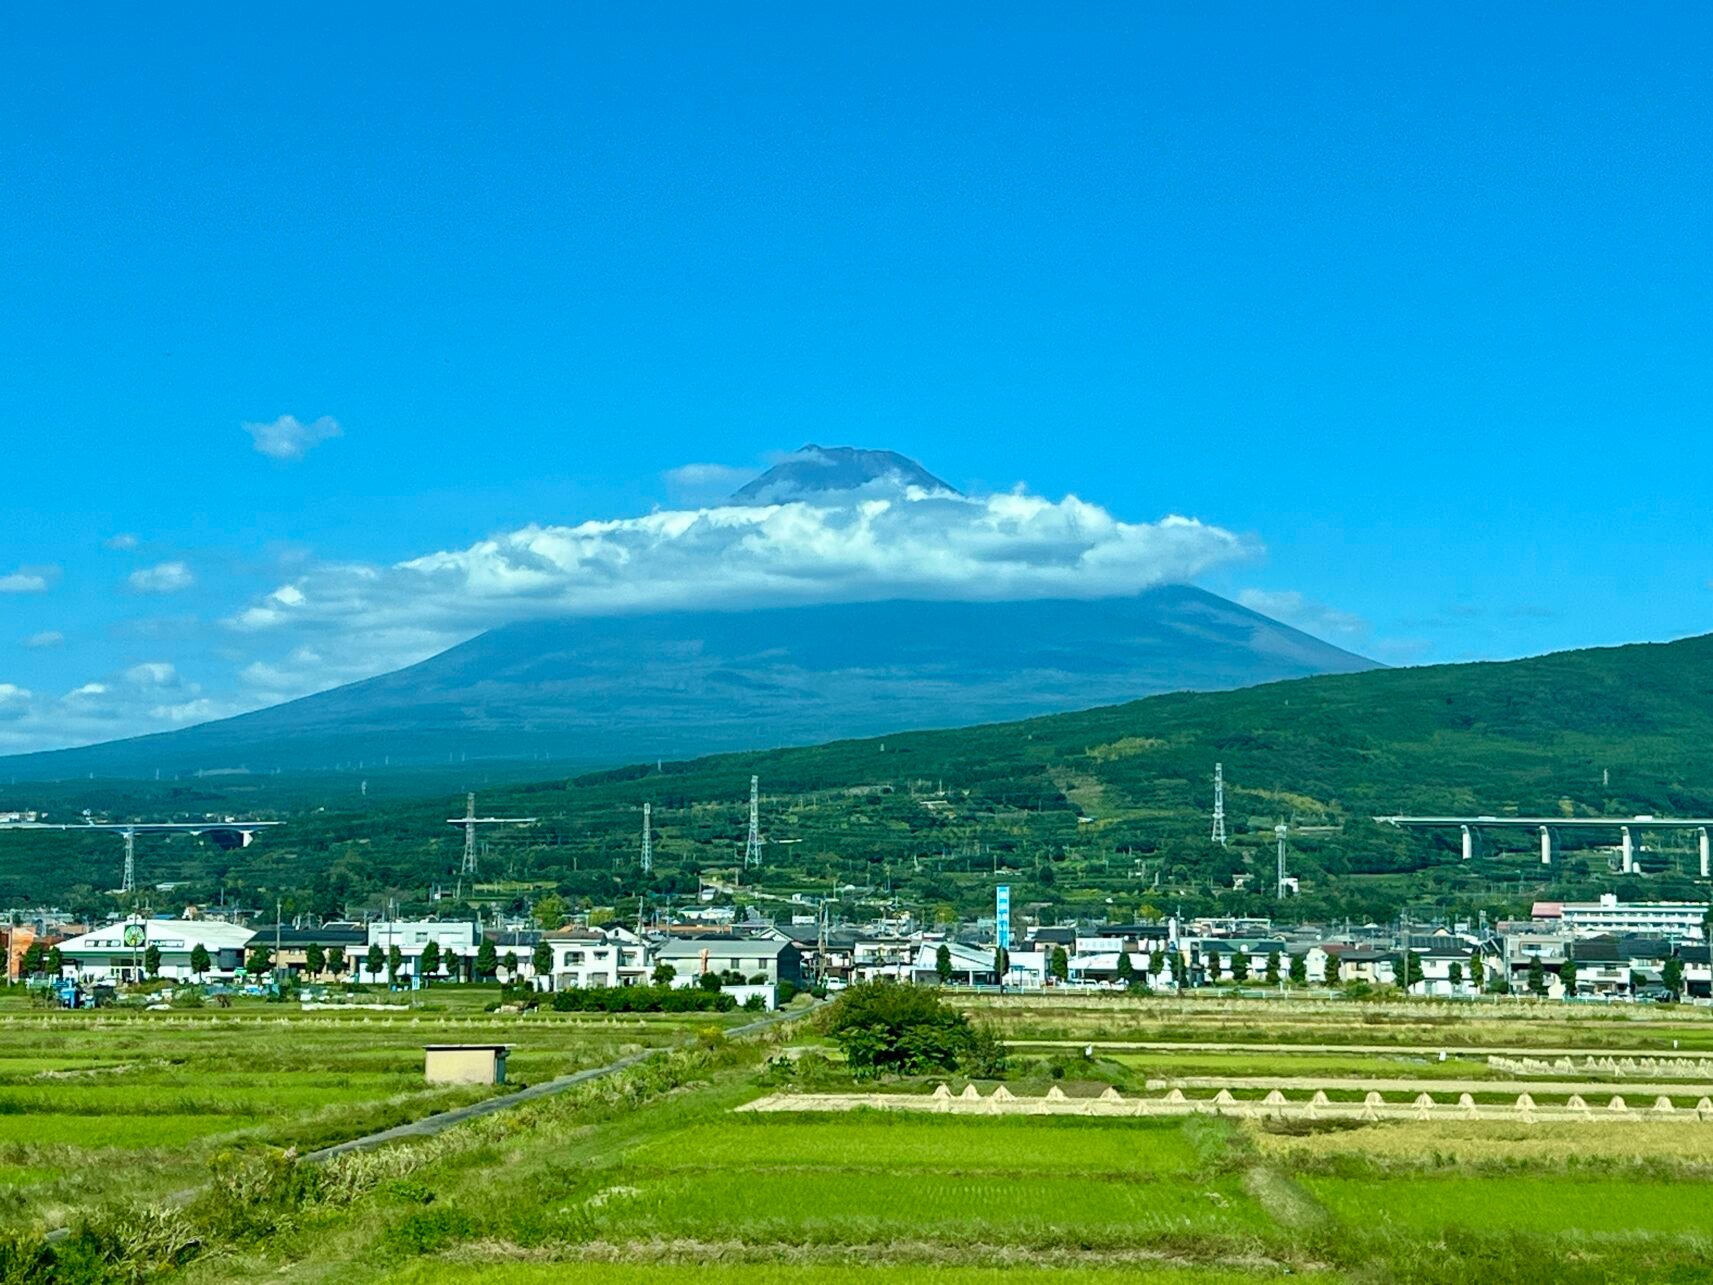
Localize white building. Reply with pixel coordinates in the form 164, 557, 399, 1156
364, 921, 479, 981
541, 925, 652, 990
57, 918, 254, 983
1549, 895, 1709, 943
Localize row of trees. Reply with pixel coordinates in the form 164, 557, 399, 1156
237, 938, 560, 985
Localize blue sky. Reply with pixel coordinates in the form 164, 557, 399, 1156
2, 3, 1711, 751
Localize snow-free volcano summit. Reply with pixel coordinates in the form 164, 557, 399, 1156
0, 448, 1376, 779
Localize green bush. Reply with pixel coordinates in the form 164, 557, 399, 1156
820, 982, 1007, 1079
548, 985, 735, 1014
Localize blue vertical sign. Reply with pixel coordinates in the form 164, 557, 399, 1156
995, 884, 1011, 951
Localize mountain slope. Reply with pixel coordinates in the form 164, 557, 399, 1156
7, 631, 1707, 922
0, 585, 1376, 780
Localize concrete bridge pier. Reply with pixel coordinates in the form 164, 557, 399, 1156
1700, 827, 1709, 880
1539, 825, 1552, 866
1461, 824, 1473, 861
1621, 826, 1636, 874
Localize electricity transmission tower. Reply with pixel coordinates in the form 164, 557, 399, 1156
742, 775, 763, 868
1275, 823, 1290, 899
0, 813, 279, 900
640, 802, 653, 874
1211, 763, 1228, 846
448, 793, 537, 882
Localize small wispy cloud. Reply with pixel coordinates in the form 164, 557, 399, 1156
104, 533, 139, 551
0, 566, 56, 594
244, 414, 342, 462
128, 561, 195, 594
124, 662, 180, 687
663, 462, 754, 504
23, 631, 64, 649
1238, 588, 1367, 640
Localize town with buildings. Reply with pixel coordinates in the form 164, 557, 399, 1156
7, 890, 1707, 1007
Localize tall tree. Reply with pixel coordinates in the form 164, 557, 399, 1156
1558, 954, 1577, 998
386, 944, 403, 984
1049, 945, 1069, 983
1663, 956, 1685, 1000
476, 940, 499, 980
1469, 950, 1485, 990
1148, 950, 1165, 979
1527, 954, 1546, 997
1324, 952, 1340, 985
189, 943, 211, 980
327, 947, 346, 978
45, 946, 62, 977
1205, 951, 1222, 981
531, 940, 553, 984
247, 943, 273, 975
304, 943, 326, 977
419, 939, 441, 984
1288, 953, 1307, 985
365, 944, 385, 981
1116, 951, 1136, 987
1265, 951, 1281, 986
143, 943, 162, 977
1231, 952, 1250, 983
934, 944, 953, 985
20, 942, 45, 976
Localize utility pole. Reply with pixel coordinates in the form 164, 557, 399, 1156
1275, 823, 1289, 899
1211, 763, 1228, 846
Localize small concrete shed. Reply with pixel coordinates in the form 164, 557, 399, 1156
424, 1044, 510, 1085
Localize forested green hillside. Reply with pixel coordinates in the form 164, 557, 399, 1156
6, 634, 1713, 926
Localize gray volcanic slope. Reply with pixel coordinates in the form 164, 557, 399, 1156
0, 586, 1377, 780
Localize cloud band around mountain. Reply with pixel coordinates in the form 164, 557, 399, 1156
233, 491, 1255, 642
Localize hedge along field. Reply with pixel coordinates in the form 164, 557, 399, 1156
0, 1002, 721, 1231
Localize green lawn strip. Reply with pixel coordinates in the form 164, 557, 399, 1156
623, 1113, 1205, 1174
0, 1114, 258, 1149
1304, 1173, 1713, 1237
384, 1264, 1333, 1285
580, 1168, 1270, 1246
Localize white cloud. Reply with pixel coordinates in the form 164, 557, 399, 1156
244, 414, 342, 461
128, 561, 195, 593
124, 662, 179, 687
0, 566, 54, 594
23, 631, 64, 649
0, 663, 245, 753
150, 698, 215, 724
662, 462, 754, 503
104, 533, 139, 551
1238, 588, 1367, 640
232, 491, 1253, 660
